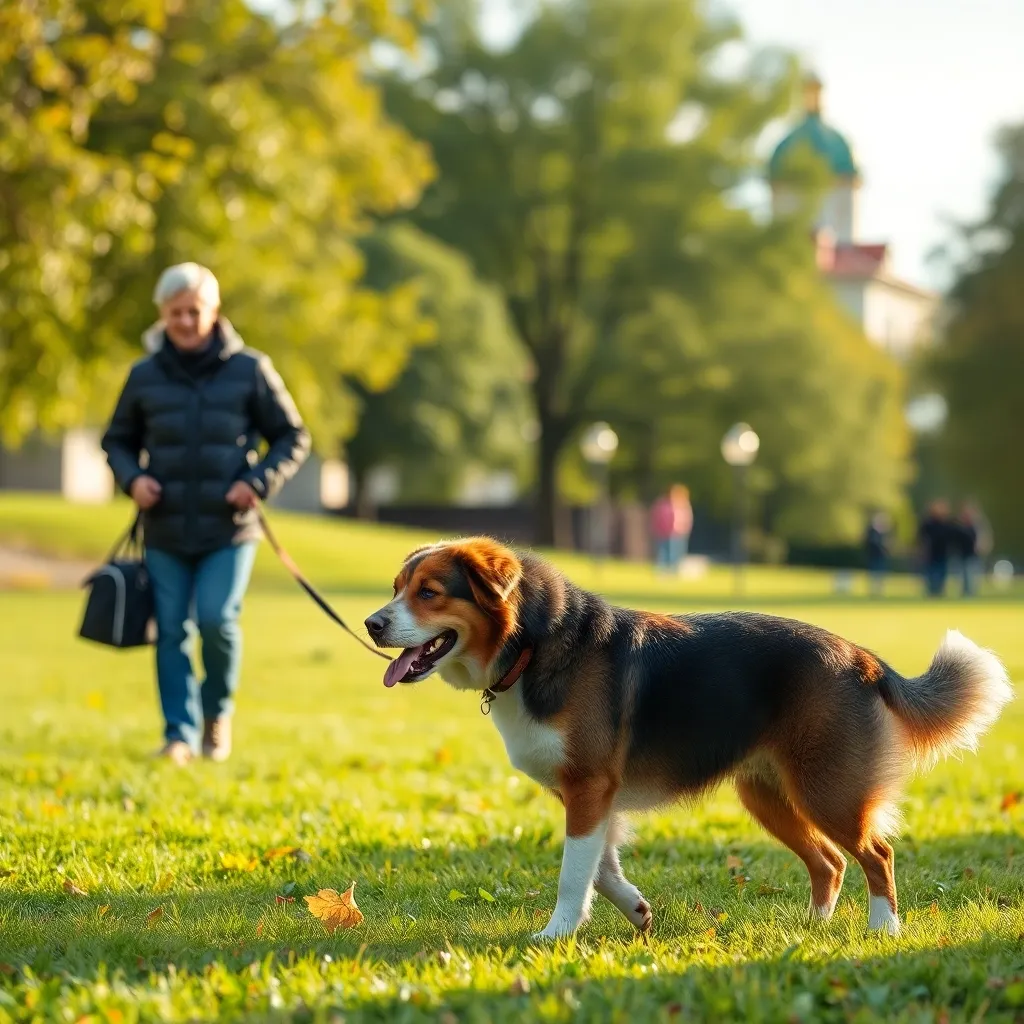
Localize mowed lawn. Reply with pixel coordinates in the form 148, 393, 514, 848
1, 569, 1024, 1019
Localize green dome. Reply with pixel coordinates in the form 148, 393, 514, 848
768, 76, 857, 181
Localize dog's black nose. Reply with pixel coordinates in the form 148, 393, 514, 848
364, 612, 389, 638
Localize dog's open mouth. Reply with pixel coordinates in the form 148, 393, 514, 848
383, 630, 458, 688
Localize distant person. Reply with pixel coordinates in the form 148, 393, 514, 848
863, 511, 891, 596
953, 502, 989, 598
102, 263, 311, 765
650, 484, 694, 575
917, 500, 953, 598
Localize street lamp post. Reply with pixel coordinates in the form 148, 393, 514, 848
580, 422, 619, 564
721, 422, 760, 595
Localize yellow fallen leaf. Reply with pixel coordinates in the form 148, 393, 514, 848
63, 880, 88, 897
98, 905, 110, 917
153, 872, 174, 893
263, 846, 298, 861
220, 852, 259, 872
478, 888, 496, 902
256, 921, 264, 938
304, 883, 363, 933
146, 906, 163, 925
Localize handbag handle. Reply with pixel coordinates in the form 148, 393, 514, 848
105, 511, 144, 563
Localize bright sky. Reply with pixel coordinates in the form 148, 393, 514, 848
480, 0, 1024, 289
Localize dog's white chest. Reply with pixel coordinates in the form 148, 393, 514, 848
489, 689, 564, 788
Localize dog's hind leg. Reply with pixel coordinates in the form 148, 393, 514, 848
736, 774, 847, 921
594, 813, 653, 932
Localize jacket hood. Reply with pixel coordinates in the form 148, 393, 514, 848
142, 318, 245, 355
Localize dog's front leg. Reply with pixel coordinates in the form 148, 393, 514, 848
535, 776, 614, 941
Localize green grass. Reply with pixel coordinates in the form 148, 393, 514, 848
1, 583, 1023, 1022
1, 492, 1020, 603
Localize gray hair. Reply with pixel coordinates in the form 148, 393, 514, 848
153, 262, 221, 308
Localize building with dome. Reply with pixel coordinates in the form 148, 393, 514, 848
769, 75, 936, 357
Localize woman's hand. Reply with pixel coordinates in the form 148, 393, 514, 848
130, 475, 162, 510
226, 481, 259, 511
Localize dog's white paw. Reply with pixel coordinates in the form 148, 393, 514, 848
532, 914, 580, 942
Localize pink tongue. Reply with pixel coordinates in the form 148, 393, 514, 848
383, 645, 425, 688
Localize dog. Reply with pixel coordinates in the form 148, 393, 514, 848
364, 537, 1012, 940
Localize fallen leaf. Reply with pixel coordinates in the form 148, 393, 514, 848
256, 922, 265, 938
1001, 792, 1021, 812
448, 889, 467, 902
264, 846, 298, 861
146, 907, 164, 925
220, 852, 259, 872
434, 748, 452, 765
304, 883, 363, 933
733, 875, 748, 890
63, 880, 88, 897
725, 855, 744, 872
0, 963, 15, 976
98, 905, 110, 917
275, 895, 295, 905
153, 872, 174, 893
930, 900, 940, 916
477, 888, 496, 903
703, 927, 717, 938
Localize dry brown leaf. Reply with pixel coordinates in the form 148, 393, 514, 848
929, 900, 940, 916
63, 880, 88, 897
0, 963, 15, 976
256, 922, 265, 938
725, 855, 744, 872
304, 883, 363, 933
146, 906, 164, 925
275, 894, 295, 905
1001, 792, 1021, 812
264, 847, 299, 861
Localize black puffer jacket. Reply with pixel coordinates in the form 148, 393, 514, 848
102, 320, 311, 556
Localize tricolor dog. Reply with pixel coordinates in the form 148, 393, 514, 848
365, 538, 1011, 940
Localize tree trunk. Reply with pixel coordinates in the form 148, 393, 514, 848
350, 463, 376, 521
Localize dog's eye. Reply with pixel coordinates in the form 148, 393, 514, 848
419, 586, 438, 600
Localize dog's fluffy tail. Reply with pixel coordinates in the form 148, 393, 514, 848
880, 630, 1013, 764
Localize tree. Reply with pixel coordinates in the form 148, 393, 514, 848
346, 222, 531, 514
931, 123, 1024, 556
384, 0, 842, 544
0, 0, 433, 448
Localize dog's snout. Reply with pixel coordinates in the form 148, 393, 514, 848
365, 612, 390, 639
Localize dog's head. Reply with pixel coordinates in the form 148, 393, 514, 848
364, 538, 523, 690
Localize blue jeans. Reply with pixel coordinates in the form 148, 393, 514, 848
655, 536, 688, 571
924, 560, 948, 598
146, 543, 258, 749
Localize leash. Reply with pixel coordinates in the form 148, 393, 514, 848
256, 509, 390, 661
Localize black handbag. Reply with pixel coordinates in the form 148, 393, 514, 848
79, 513, 155, 648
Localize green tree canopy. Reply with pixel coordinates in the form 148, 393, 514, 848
385, 0, 907, 544
346, 222, 531, 513
0, 0, 433, 447
932, 123, 1024, 556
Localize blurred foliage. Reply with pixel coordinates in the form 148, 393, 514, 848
383, 0, 908, 544
346, 222, 531, 510
931, 123, 1024, 557
0, 0, 434, 448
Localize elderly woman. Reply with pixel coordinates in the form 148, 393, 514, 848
102, 263, 311, 765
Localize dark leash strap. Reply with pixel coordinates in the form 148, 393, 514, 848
256, 509, 390, 661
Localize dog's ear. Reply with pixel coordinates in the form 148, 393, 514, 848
454, 538, 522, 619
